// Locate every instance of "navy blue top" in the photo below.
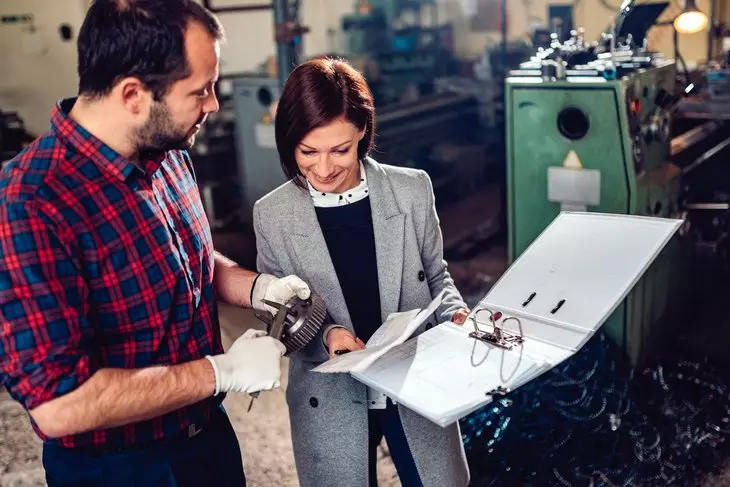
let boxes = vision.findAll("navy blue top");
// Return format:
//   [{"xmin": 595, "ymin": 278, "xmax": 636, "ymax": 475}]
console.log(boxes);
[{"xmin": 315, "ymin": 197, "xmax": 382, "ymax": 342}]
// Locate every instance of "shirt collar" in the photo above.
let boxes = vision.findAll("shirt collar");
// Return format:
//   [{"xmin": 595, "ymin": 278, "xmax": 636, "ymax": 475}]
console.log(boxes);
[
  {"xmin": 51, "ymin": 98, "xmax": 166, "ymax": 181},
  {"xmin": 308, "ymin": 161, "xmax": 369, "ymax": 208}
]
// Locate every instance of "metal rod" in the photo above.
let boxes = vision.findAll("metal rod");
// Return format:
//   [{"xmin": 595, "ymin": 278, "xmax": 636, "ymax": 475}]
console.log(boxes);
[
  {"xmin": 682, "ymin": 136, "xmax": 730, "ymax": 175},
  {"xmin": 670, "ymin": 120, "xmax": 722, "ymax": 156},
  {"xmin": 685, "ymin": 203, "xmax": 730, "ymax": 210},
  {"xmin": 203, "ymin": 1, "xmax": 272, "ymax": 13},
  {"xmin": 501, "ymin": 0, "xmax": 507, "ymax": 75},
  {"xmin": 708, "ymin": 0, "xmax": 718, "ymax": 62},
  {"xmin": 274, "ymin": 0, "xmax": 297, "ymax": 86}
]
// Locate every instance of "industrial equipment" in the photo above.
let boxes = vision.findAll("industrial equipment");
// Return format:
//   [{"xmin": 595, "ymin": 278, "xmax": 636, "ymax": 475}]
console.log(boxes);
[
  {"xmin": 254, "ymin": 293, "xmax": 328, "ymax": 356},
  {"xmin": 248, "ymin": 292, "xmax": 327, "ymax": 410},
  {"xmin": 505, "ymin": 0, "xmax": 686, "ymax": 364},
  {"xmin": 231, "ymin": 76, "xmax": 284, "ymax": 221},
  {"xmin": 341, "ymin": 0, "xmax": 457, "ymax": 105},
  {"xmin": 230, "ymin": 72, "xmax": 492, "ymax": 218},
  {"xmin": 0, "ymin": 110, "xmax": 32, "ymax": 165}
]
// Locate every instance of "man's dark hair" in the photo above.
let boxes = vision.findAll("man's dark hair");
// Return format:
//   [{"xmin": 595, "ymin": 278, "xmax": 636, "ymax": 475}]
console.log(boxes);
[
  {"xmin": 275, "ymin": 57, "xmax": 376, "ymax": 187},
  {"xmin": 77, "ymin": 0, "xmax": 224, "ymax": 101}
]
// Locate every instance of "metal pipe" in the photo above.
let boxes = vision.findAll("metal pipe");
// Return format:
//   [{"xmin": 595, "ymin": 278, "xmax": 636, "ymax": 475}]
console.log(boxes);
[
  {"xmin": 203, "ymin": 1, "xmax": 272, "ymax": 13},
  {"xmin": 274, "ymin": 0, "xmax": 297, "ymax": 86},
  {"xmin": 708, "ymin": 0, "xmax": 718, "ymax": 62},
  {"xmin": 681, "ymin": 136, "xmax": 730, "ymax": 175},
  {"xmin": 685, "ymin": 203, "xmax": 730, "ymax": 210},
  {"xmin": 501, "ymin": 0, "xmax": 507, "ymax": 75},
  {"xmin": 670, "ymin": 120, "xmax": 722, "ymax": 156}
]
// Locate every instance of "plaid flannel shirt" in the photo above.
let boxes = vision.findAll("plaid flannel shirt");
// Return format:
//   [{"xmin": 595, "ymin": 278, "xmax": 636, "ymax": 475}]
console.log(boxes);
[{"xmin": 0, "ymin": 98, "xmax": 223, "ymax": 448}]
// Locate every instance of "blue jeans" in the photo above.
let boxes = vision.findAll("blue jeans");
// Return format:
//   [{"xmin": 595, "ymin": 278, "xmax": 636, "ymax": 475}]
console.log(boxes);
[
  {"xmin": 368, "ymin": 400, "xmax": 424, "ymax": 487},
  {"xmin": 43, "ymin": 406, "xmax": 245, "ymax": 487}
]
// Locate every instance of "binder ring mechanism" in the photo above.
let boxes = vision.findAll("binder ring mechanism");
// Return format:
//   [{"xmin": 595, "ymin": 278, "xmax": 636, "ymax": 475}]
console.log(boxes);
[{"xmin": 468, "ymin": 308, "xmax": 524, "ymax": 351}]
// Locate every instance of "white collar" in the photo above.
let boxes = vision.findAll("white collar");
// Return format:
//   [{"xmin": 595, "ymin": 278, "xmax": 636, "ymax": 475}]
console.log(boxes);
[{"xmin": 308, "ymin": 161, "xmax": 369, "ymax": 208}]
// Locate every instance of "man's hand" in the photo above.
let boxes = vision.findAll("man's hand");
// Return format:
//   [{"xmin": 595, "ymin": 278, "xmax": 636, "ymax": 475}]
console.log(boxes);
[
  {"xmin": 251, "ymin": 274, "xmax": 311, "ymax": 314},
  {"xmin": 326, "ymin": 327, "xmax": 365, "ymax": 359},
  {"xmin": 206, "ymin": 329, "xmax": 286, "ymax": 395}
]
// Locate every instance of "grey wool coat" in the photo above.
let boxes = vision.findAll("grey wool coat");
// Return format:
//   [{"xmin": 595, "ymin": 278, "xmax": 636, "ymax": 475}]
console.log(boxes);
[{"xmin": 253, "ymin": 158, "xmax": 470, "ymax": 487}]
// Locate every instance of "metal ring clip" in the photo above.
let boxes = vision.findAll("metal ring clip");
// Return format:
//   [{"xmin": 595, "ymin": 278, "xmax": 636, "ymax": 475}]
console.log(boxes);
[{"xmin": 468, "ymin": 307, "xmax": 524, "ymax": 351}]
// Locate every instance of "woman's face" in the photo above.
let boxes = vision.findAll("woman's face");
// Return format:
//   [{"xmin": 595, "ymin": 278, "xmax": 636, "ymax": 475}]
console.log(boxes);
[{"xmin": 296, "ymin": 116, "xmax": 365, "ymax": 194}]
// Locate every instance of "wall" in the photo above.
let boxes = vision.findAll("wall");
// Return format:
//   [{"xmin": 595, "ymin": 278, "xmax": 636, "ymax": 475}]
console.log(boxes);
[
  {"xmin": 0, "ymin": 0, "xmax": 714, "ymax": 135},
  {"xmin": 0, "ymin": 0, "xmax": 88, "ymax": 135}
]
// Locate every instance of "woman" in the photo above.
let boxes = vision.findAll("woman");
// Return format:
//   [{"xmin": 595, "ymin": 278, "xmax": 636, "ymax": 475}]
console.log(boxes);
[{"xmin": 253, "ymin": 57, "xmax": 470, "ymax": 487}]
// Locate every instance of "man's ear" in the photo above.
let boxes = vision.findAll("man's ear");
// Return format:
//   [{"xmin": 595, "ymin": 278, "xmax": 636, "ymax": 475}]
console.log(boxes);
[{"xmin": 117, "ymin": 77, "xmax": 150, "ymax": 116}]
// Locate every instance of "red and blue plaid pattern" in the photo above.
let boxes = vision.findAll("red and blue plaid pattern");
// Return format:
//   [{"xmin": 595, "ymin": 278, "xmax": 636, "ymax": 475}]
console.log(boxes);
[{"xmin": 0, "ymin": 98, "xmax": 223, "ymax": 448}]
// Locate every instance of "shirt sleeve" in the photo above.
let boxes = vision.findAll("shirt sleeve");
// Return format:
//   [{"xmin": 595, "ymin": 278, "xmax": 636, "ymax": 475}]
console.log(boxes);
[{"xmin": 0, "ymin": 200, "xmax": 96, "ymax": 411}]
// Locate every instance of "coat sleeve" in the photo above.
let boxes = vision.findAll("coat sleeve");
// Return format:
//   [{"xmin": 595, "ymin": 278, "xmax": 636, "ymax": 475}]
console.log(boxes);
[
  {"xmin": 417, "ymin": 171, "xmax": 468, "ymax": 323},
  {"xmin": 252, "ymin": 202, "xmax": 330, "ymax": 363}
]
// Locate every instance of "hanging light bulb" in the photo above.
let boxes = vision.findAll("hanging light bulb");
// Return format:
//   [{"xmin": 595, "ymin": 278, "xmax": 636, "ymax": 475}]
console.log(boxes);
[{"xmin": 673, "ymin": 0, "xmax": 709, "ymax": 34}]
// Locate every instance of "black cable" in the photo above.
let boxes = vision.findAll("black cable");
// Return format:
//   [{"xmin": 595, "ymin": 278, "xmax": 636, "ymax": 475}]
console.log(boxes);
[{"xmin": 674, "ymin": 27, "xmax": 693, "ymax": 87}]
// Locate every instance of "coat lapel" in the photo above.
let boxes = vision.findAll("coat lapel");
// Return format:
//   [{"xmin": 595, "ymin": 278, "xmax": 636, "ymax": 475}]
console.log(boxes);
[
  {"xmin": 284, "ymin": 183, "xmax": 354, "ymax": 330},
  {"xmin": 283, "ymin": 159, "xmax": 405, "ymax": 328},
  {"xmin": 364, "ymin": 159, "xmax": 405, "ymax": 321}
]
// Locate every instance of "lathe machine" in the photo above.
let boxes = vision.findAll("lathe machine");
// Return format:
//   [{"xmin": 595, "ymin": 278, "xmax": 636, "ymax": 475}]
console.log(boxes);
[{"xmin": 505, "ymin": 0, "xmax": 695, "ymax": 365}]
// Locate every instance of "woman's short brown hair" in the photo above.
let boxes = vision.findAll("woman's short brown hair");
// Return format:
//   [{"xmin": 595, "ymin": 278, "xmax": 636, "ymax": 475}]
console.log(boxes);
[{"xmin": 274, "ymin": 57, "xmax": 375, "ymax": 185}]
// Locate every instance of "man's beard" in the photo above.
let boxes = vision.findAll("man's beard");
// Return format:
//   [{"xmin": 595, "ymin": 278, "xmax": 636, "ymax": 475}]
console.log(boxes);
[{"xmin": 135, "ymin": 101, "xmax": 198, "ymax": 153}]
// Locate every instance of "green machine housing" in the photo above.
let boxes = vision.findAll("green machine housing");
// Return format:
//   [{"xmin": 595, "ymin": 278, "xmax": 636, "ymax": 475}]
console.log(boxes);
[{"xmin": 505, "ymin": 6, "xmax": 684, "ymax": 364}]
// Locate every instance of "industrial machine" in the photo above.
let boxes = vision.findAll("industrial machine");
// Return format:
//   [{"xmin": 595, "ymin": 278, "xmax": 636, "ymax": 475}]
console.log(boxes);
[
  {"xmin": 505, "ymin": 0, "xmax": 685, "ymax": 364},
  {"xmin": 341, "ymin": 0, "xmax": 457, "ymax": 105},
  {"xmin": 231, "ymin": 76, "xmax": 284, "ymax": 221}
]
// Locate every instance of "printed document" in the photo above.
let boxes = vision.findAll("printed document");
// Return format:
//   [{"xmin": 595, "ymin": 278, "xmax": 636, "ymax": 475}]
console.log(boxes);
[{"xmin": 312, "ymin": 291, "xmax": 444, "ymax": 374}]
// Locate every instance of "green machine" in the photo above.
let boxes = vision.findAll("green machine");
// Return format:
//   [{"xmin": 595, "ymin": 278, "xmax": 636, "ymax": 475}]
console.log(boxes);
[{"xmin": 505, "ymin": 0, "xmax": 685, "ymax": 364}]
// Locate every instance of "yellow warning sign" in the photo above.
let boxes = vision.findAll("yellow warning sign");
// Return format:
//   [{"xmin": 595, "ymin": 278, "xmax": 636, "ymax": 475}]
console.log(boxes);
[{"xmin": 562, "ymin": 150, "xmax": 583, "ymax": 169}]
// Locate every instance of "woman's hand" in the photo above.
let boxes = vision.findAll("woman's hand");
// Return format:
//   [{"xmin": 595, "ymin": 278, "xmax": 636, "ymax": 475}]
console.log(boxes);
[
  {"xmin": 326, "ymin": 327, "xmax": 365, "ymax": 359},
  {"xmin": 451, "ymin": 308, "xmax": 470, "ymax": 325}
]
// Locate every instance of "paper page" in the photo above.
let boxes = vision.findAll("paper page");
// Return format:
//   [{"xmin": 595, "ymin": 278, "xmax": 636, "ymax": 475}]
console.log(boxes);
[
  {"xmin": 311, "ymin": 310, "xmax": 418, "ymax": 374},
  {"xmin": 312, "ymin": 292, "xmax": 444, "ymax": 374},
  {"xmin": 353, "ymin": 323, "xmax": 549, "ymax": 426},
  {"xmin": 365, "ymin": 310, "xmax": 421, "ymax": 348}
]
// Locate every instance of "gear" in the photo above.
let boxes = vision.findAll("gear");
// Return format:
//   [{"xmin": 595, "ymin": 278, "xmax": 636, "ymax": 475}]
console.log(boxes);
[{"xmin": 255, "ymin": 293, "xmax": 328, "ymax": 356}]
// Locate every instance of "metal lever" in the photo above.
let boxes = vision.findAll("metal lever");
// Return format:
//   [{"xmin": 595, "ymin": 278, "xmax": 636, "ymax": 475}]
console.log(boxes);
[
  {"xmin": 468, "ymin": 309, "xmax": 524, "ymax": 351},
  {"xmin": 248, "ymin": 299, "xmax": 291, "ymax": 412}
]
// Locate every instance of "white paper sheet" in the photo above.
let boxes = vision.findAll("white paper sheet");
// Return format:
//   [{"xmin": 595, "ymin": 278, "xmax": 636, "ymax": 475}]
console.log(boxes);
[{"xmin": 312, "ymin": 291, "xmax": 444, "ymax": 374}]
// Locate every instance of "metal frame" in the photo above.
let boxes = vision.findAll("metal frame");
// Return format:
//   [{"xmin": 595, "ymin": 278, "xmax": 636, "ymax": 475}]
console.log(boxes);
[{"xmin": 202, "ymin": 0, "xmax": 305, "ymax": 86}]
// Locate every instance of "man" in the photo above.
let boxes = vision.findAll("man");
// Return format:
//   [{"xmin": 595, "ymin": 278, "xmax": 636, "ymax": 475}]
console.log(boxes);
[{"xmin": 0, "ymin": 1, "xmax": 308, "ymax": 485}]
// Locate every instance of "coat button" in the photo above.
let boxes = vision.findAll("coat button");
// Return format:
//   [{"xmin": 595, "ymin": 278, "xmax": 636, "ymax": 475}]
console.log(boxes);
[
  {"xmin": 425, "ymin": 322, "xmax": 433, "ymax": 330},
  {"xmin": 418, "ymin": 270, "xmax": 425, "ymax": 282},
  {"xmin": 309, "ymin": 397, "xmax": 319, "ymax": 408}
]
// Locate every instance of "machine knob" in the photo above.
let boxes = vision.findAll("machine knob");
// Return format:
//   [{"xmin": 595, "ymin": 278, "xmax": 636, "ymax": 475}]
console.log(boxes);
[{"xmin": 654, "ymin": 88, "xmax": 678, "ymax": 109}]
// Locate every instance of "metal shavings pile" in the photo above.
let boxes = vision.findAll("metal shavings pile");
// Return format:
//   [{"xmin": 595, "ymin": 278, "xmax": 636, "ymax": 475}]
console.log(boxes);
[{"xmin": 460, "ymin": 332, "xmax": 730, "ymax": 487}]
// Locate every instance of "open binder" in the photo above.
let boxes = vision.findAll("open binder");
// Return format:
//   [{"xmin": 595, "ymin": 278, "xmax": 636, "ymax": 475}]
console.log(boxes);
[{"xmin": 315, "ymin": 212, "xmax": 683, "ymax": 427}]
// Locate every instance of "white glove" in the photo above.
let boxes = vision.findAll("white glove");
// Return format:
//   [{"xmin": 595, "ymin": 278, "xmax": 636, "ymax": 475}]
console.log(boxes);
[
  {"xmin": 205, "ymin": 329, "xmax": 286, "ymax": 395},
  {"xmin": 251, "ymin": 273, "xmax": 311, "ymax": 314}
]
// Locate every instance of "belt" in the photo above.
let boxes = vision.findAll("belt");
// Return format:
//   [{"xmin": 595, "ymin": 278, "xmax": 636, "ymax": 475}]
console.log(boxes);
[{"xmin": 49, "ymin": 405, "xmax": 222, "ymax": 456}]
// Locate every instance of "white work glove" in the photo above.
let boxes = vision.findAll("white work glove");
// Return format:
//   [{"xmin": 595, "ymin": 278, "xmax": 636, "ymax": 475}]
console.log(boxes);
[
  {"xmin": 205, "ymin": 329, "xmax": 286, "ymax": 395},
  {"xmin": 251, "ymin": 273, "xmax": 311, "ymax": 314}
]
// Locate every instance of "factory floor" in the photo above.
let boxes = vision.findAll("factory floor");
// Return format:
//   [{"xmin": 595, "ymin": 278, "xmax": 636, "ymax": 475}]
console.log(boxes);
[{"xmin": 3, "ymin": 229, "xmax": 730, "ymax": 486}]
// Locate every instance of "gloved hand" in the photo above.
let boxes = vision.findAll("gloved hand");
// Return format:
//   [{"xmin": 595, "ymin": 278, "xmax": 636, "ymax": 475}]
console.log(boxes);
[
  {"xmin": 205, "ymin": 329, "xmax": 286, "ymax": 395},
  {"xmin": 251, "ymin": 273, "xmax": 311, "ymax": 314}
]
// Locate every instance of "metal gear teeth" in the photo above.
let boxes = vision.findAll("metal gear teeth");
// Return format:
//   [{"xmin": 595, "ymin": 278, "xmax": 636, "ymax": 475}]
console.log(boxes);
[{"xmin": 282, "ymin": 294, "xmax": 327, "ymax": 355}]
